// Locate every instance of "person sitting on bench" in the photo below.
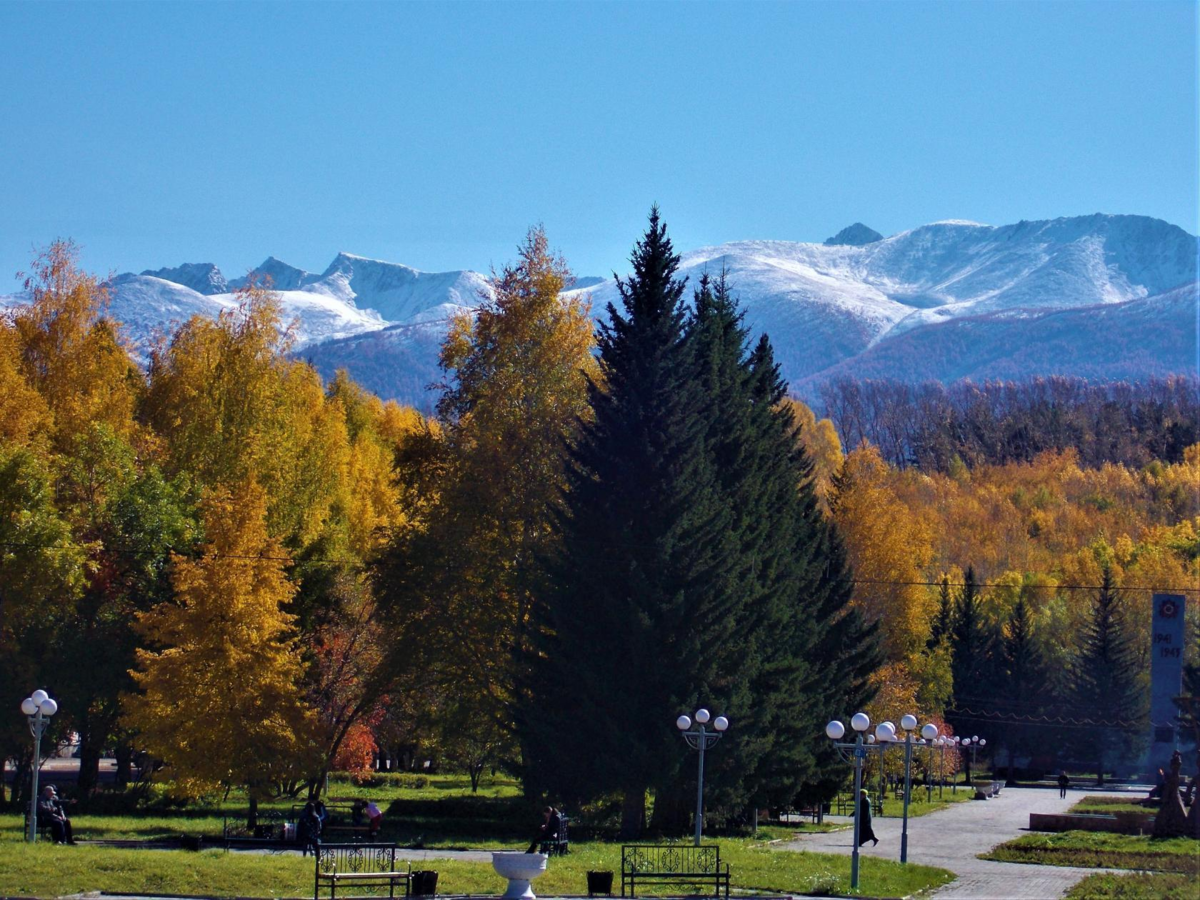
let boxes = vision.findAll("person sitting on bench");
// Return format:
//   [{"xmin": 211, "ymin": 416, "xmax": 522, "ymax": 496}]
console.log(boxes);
[
  {"xmin": 526, "ymin": 806, "xmax": 561, "ymax": 853},
  {"xmin": 38, "ymin": 785, "xmax": 76, "ymax": 845}
]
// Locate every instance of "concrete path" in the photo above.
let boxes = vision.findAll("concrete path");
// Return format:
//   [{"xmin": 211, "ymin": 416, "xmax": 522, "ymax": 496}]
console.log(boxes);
[{"xmin": 782, "ymin": 787, "xmax": 1108, "ymax": 900}]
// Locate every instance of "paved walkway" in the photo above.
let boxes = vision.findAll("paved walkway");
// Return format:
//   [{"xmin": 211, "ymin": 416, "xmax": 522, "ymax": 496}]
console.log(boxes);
[{"xmin": 782, "ymin": 787, "xmax": 1107, "ymax": 900}]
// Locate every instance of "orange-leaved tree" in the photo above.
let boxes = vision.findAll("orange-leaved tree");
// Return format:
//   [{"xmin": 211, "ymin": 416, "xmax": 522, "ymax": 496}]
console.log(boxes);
[{"xmin": 126, "ymin": 480, "xmax": 318, "ymax": 820}]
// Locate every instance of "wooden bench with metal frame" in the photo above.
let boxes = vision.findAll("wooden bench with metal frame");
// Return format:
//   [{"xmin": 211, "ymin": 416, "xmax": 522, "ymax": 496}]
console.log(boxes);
[
  {"xmin": 314, "ymin": 842, "xmax": 411, "ymax": 900},
  {"xmin": 620, "ymin": 844, "xmax": 730, "ymax": 899}
]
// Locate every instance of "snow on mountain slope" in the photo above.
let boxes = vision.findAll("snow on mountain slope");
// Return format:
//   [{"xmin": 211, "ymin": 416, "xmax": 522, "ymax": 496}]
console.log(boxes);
[
  {"xmin": 298, "ymin": 318, "xmax": 450, "ymax": 415},
  {"xmin": 304, "ymin": 252, "xmax": 490, "ymax": 321},
  {"xmin": 573, "ymin": 214, "xmax": 1198, "ymax": 382},
  {"xmin": 228, "ymin": 257, "xmax": 317, "ymax": 291},
  {"xmin": 1, "ymin": 272, "xmax": 387, "ymax": 352},
  {"xmin": 796, "ymin": 281, "xmax": 1199, "ymax": 394},
  {"xmin": 576, "ymin": 239, "xmax": 913, "ymax": 380},
  {"xmin": 141, "ymin": 262, "xmax": 228, "ymax": 295},
  {"xmin": 2, "ymin": 213, "xmax": 1193, "ymax": 409}
]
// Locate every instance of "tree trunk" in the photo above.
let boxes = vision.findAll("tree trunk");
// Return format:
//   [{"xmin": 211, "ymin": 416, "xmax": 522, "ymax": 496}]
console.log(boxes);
[
  {"xmin": 649, "ymin": 786, "xmax": 689, "ymax": 836},
  {"xmin": 620, "ymin": 788, "xmax": 645, "ymax": 840},
  {"xmin": 247, "ymin": 794, "xmax": 259, "ymax": 830},
  {"xmin": 77, "ymin": 730, "xmax": 102, "ymax": 798},
  {"xmin": 10, "ymin": 756, "xmax": 30, "ymax": 811},
  {"xmin": 115, "ymin": 745, "xmax": 133, "ymax": 787}
]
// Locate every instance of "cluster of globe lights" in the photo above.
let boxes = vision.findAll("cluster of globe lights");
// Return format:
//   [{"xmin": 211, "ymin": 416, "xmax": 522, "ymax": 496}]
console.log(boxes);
[
  {"xmin": 20, "ymin": 690, "xmax": 57, "ymax": 718},
  {"xmin": 824, "ymin": 713, "xmax": 941, "ymax": 744},
  {"xmin": 675, "ymin": 708, "xmax": 730, "ymax": 732}
]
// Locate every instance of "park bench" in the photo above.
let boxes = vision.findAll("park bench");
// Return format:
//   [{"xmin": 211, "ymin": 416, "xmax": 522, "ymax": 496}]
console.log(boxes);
[
  {"xmin": 291, "ymin": 802, "xmax": 377, "ymax": 841},
  {"xmin": 539, "ymin": 813, "xmax": 570, "ymax": 855},
  {"xmin": 314, "ymin": 843, "xmax": 411, "ymax": 900},
  {"xmin": 836, "ymin": 792, "xmax": 884, "ymax": 816},
  {"xmin": 22, "ymin": 812, "xmax": 52, "ymax": 840},
  {"xmin": 621, "ymin": 844, "xmax": 730, "ymax": 898}
]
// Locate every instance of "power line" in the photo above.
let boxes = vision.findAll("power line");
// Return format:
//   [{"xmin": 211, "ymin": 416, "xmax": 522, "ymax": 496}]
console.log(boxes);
[{"xmin": 1, "ymin": 540, "xmax": 1198, "ymax": 591}]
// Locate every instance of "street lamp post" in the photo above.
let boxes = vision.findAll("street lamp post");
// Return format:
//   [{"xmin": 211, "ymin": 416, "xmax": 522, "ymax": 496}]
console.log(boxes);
[
  {"xmin": 20, "ymin": 690, "xmax": 58, "ymax": 843},
  {"xmin": 826, "ymin": 714, "xmax": 869, "ymax": 890},
  {"xmin": 932, "ymin": 737, "xmax": 948, "ymax": 800},
  {"xmin": 952, "ymin": 737, "xmax": 961, "ymax": 793},
  {"xmin": 899, "ymin": 718, "xmax": 940, "ymax": 864},
  {"xmin": 962, "ymin": 737, "xmax": 986, "ymax": 790},
  {"xmin": 676, "ymin": 708, "xmax": 729, "ymax": 846}
]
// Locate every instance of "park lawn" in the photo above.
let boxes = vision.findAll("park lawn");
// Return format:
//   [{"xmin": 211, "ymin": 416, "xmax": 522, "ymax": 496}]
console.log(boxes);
[
  {"xmin": 1065, "ymin": 872, "xmax": 1198, "ymax": 899},
  {"xmin": 877, "ymin": 788, "xmax": 974, "ymax": 818},
  {"xmin": 982, "ymin": 831, "xmax": 1199, "ymax": 875},
  {"xmin": 1067, "ymin": 796, "xmax": 1149, "ymax": 816},
  {"xmin": 0, "ymin": 839, "xmax": 954, "ymax": 898}
]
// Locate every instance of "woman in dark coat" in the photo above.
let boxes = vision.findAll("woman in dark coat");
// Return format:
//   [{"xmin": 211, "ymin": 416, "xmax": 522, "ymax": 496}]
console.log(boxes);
[
  {"xmin": 298, "ymin": 801, "xmax": 322, "ymax": 857},
  {"xmin": 857, "ymin": 789, "xmax": 878, "ymax": 846}
]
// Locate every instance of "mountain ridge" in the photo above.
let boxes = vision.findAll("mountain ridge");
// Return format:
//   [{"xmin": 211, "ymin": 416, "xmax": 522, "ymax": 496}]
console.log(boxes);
[{"xmin": 3, "ymin": 213, "xmax": 1195, "ymax": 410}]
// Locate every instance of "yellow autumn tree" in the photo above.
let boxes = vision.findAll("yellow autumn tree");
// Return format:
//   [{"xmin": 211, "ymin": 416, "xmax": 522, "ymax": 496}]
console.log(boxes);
[
  {"xmin": 144, "ymin": 283, "xmax": 350, "ymax": 551},
  {"xmin": 781, "ymin": 397, "xmax": 843, "ymax": 510},
  {"xmin": 378, "ymin": 225, "xmax": 597, "ymax": 745},
  {"xmin": 126, "ymin": 480, "xmax": 318, "ymax": 807},
  {"xmin": 832, "ymin": 444, "xmax": 936, "ymax": 661},
  {"xmin": 12, "ymin": 240, "xmax": 140, "ymax": 451},
  {"xmin": 0, "ymin": 322, "xmax": 50, "ymax": 446}
]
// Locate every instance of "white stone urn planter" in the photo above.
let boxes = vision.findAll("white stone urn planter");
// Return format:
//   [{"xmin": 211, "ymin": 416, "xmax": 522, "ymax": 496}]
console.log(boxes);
[{"xmin": 492, "ymin": 851, "xmax": 548, "ymax": 900}]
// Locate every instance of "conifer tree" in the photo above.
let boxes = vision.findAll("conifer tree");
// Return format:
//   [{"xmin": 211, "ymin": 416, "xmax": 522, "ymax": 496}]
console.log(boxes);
[
  {"xmin": 947, "ymin": 567, "xmax": 994, "ymax": 741},
  {"xmin": 740, "ymin": 328, "xmax": 879, "ymax": 816},
  {"xmin": 1000, "ymin": 597, "xmax": 1045, "ymax": 783},
  {"xmin": 521, "ymin": 209, "xmax": 734, "ymax": 836},
  {"xmin": 928, "ymin": 576, "xmax": 953, "ymax": 650},
  {"xmin": 1070, "ymin": 567, "xmax": 1145, "ymax": 783},
  {"xmin": 683, "ymin": 272, "xmax": 877, "ymax": 819}
]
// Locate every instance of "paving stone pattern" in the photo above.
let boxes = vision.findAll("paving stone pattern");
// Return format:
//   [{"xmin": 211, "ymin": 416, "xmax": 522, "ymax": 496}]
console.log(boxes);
[{"xmin": 783, "ymin": 786, "xmax": 1114, "ymax": 900}]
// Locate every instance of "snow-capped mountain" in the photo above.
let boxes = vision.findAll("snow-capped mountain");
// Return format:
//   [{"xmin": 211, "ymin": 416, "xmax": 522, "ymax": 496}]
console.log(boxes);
[{"xmin": 2, "ymin": 214, "xmax": 1195, "ymax": 409}]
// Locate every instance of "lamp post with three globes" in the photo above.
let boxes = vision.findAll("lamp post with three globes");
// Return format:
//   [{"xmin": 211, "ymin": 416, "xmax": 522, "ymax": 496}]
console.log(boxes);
[
  {"xmin": 826, "ymin": 712, "xmax": 941, "ymax": 887},
  {"xmin": 675, "ymin": 708, "xmax": 729, "ymax": 846},
  {"xmin": 20, "ymin": 690, "xmax": 58, "ymax": 843}
]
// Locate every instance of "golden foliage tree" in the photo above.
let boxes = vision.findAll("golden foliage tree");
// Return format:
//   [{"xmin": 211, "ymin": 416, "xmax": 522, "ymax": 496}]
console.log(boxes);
[
  {"xmin": 126, "ymin": 480, "xmax": 318, "ymax": 803},
  {"xmin": 832, "ymin": 444, "xmax": 936, "ymax": 661},
  {"xmin": 380, "ymin": 225, "xmax": 597, "ymax": 750},
  {"xmin": 12, "ymin": 240, "xmax": 140, "ymax": 450},
  {"xmin": 781, "ymin": 397, "xmax": 843, "ymax": 509},
  {"xmin": 0, "ymin": 323, "xmax": 51, "ymax": 446}
]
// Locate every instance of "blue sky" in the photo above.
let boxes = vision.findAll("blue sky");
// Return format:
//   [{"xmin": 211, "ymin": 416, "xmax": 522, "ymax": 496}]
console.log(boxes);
[{"xmin": 1, "ymin": 0, "xmax": 1196, "ymax": 289}]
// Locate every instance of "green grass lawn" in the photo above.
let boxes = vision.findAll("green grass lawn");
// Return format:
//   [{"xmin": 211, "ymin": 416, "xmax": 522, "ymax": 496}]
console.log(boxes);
[
  {"xmin": 1065, "ymin": 872, "xmax": 1198, "ymax": 900},
  {"xmin": 0, "ymin": 838, "xmax": 953, "ymax": 898},
  {"xmin": 982, "ymin": 831, "xmax": 1199, "ymax": 875},
  {"xmin": 1066, "ymin": 796, "xmax": 1151, "ymax": 816},
  {"xmin": 877, "ymin": 788, "xmax": 974, "ymax": 818},
  {"xmin": 0, "ymin": 772, "xmax": 956, "ymax": 896}
]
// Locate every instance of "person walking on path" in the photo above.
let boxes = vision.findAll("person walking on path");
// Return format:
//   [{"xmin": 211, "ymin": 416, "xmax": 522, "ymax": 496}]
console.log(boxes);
[
  {"xmin": 1057, "ymin": 772, "xmax": 1070, "ymax": 799},
  {"xmin": 856, "ymin": 789, "xmax": 878, "ymax": 847}
]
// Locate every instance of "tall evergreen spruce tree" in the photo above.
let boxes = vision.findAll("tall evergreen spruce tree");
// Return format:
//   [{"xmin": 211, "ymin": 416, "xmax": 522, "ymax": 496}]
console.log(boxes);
[
  {"xmin": 686, "ymin": 273, "xmax": 878, "ymax": 819},
  {"xmin": 928, "ymin": 576, "xmax": 953, "ymax": 650},
  {"xmin": 1000, "ymin": 597, "xmax": 1045, "ymax": 783},
  {"xmin": 1071, "ymin": 568, "xmax": 1145, "ymax": 783},
  {"xmin": 521, "ymin": 213, "xmax": 878, "ymax": 837},
  {"xmin": 947, "ymin": 567, "xmax": 994, "ymax": 740},
  {"xmin": 521, "ymin": 210, "xmax": 736, "ymax": 836}
]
